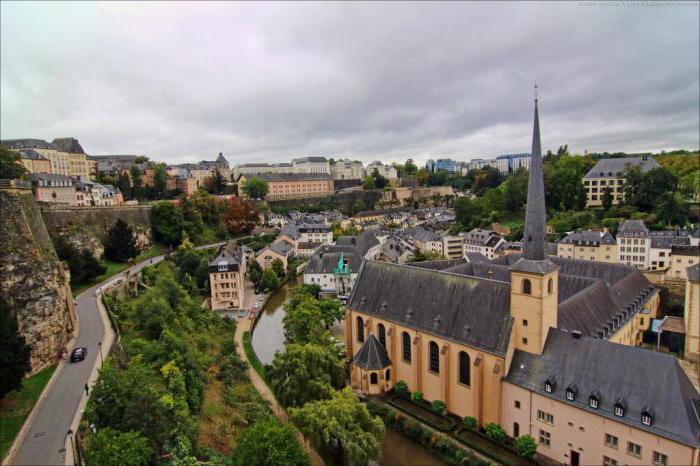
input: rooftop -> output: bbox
[583,157,660,179]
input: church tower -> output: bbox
[510,89,559,355]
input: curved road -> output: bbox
[11,243,224,466]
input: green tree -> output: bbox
[0,296,31,398]
[268,343,345,407]
[260,268,280,291]
[632,167,678,211]
[373,173,389,189]
[654,192,689,227]
[271,258,285,277]
[514,435,537,460]
[152,163,169,199]
[249,260,263,288]
[502,168,529,212]
[0,148,28,179]
[289,388,384,466]
[454,196,482,228]
[204,170,226,194]
[117,171,132,200]
[404,159,418,176]
[601,187,614,211]
[318,298,345,328]
[54,236,106,285]
[152,202,184,246]
[85,428,152,466]
[104,218,138,261]
[362,176,375,190]
[229,418,309,466]
[283,297,326,344]
[130,165,144,199]
[243,176,268,199]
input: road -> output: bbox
[11,242,224,466]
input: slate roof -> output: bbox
[247,173,331,182]
[292,156,328,163]
[506,328,700,448]
[560,230,616,246]
[297,242,322,250]
[267,240,294,257]
[335,230,380,257]
[353,334,392,370]
[1,138,57,150]
[651,236,690,248]
[18,149,49,161]
[306,245,362,274]
[583,157,660,179]
[521,98,547,261]
[51,137,85,154]
[209,241,243,272]
[671,245,700,256]
[410,258,467,270]
[688,263,700,282]
[348,261,513,356]
[409,226,443,242]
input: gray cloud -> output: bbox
[1,1,698,165]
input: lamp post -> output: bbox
[98,341,103,364]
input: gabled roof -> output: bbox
[583,157,660,179]
[1,138,57,150]
[353,334,391,370]
[51,137,85,154]
[506,328,700,448]
[348,261,513,356]
[292,156,328,163]
[560,230,616,246]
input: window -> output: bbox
[614,402,625,417]
[604,433,618,449]
[627,442,642,457]
[641,410,653,426]
[356,316,364,342]
[522,337,528,345]
[538,430,550,447]
[458,351,470,386]
[402,332,411,362]
[544,377,555,393]
[522,279,532,295]
[537,410,554,425]
[514,400,521,409]
[429,341,440,373]
[652,451,668,466]
[370,372,378,384]
[522,319,528,327]
[385,369,391,381]
[603,456,618,466]
[566,389,575,401]
[547,278,553,294]
[378,323,386,347]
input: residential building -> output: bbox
[409,227,444,256]
[583,156,660,207]
[238,173,333,200]
[17,149,52,174]
[462,228,506,260]
[617,220,692,271]
[557,230,617,263]
[29,173,76,205]
[435,159,456,173]
[2,139,71,176]
[292,156,330,175]
[669,246,700,280]
[232,162,293,179]
[255,240,294,271]
[330,159,364,180]
[442,235,465,260]
[496,153,532,174]
[686,264,700,361]
[209,242,248,310]
[346,98,697,466]
[365,161,398,181]
[90,155,144,175]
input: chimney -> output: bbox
[571,330,582,339]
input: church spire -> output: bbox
[522,87,546,261]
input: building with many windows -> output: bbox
[292,156,330,175]
[557,230,617,263]
[29,173,76,205]
[330,159,364,180]
[583,157,659,207]
[462,228,506,260]
[346,97,698,466]
[238,173,333,200]
[208,242,249,310]
[17,149,52,174]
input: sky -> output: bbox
[1,1,698,166]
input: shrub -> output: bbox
[514,435,537,459]
[395,380,409,394]
[431,399,446,414]
[403,419,424,441]
[411,391,423,403]
[462,416,478,430]
[484,423,506,443]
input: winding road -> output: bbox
[8,243,224,466]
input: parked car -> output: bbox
[70,347,87,362]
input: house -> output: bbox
[669,246,700,280]
[17,149,52,174]
[208,242,248,310]
[364,161,398,181]
[462,228,506,260]
[409,226,444,256]
[292,156,330,175]
[557,230,617,263]
[330,159,364,180]
[2,138,91,178]
[255,240,294,271]
[29,173,76,205]
[583,157,660,207]
[617,220,692,271]
[346,97,698,466]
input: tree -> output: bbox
[85,428,152,466]
[54,236,106,284]
[117,171,132,200]
[243,176,268,199]
[267,343,345,407]
[0,296,31,398]
[502,168,529,212]
[601,187,614,211]
[404,159,418,176]
[224,197,259,235]
[514,435,537,460]
[289,388,384,466]
[130,165,143,199]
[151,202,184,247]
[152,163,169,199]
[260,268,280,292]
[631,167,678,211]
[318,298,344,328]
[203,170,226,194]
[104,219,138,262]
[229,418,309,466]
[654,192,689,227]
[362,176,375,190]
[283,297,325,344]
[271,258,285,277]
[249,260,263,288]
[0,148,28,179]
[373,173,388,189]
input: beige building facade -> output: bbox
[238,173,333,200]
[686,264,700,360]
[208,243,247,310]
[583,157,659,208]
[557,230,617,263]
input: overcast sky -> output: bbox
[1,2,698,166]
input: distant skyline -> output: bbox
[1,2,698,166]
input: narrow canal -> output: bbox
[250,275,446,466]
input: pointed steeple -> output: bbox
[522,90,546,261]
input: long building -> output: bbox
[2,138,93,179]
[238,173,333,200]
[347,97,699,466]
[583,156,660,207]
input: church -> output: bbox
[346,97,700,466]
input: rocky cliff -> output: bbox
[0,188,76,373]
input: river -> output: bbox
[250,275,446,466]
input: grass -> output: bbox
[388,397,456,432]
[0,365,57,460]
[71,244,168,297]
[242,331,266,379]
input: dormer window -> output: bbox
[566,384,578,401]
[614,399,626,417]
[641,407,653,426]
[589,394,599,409]
[544,376,556,393]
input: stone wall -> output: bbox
[0,189,76,373]
[266,190,382,215]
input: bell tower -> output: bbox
[510,87,559,355]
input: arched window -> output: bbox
[458,351,471,386]
[378,323,386,347]
[370,372,378,384]
[402,332,412,363]
[357,316,364,342]
[547,278,553,294]
[429,341,440,373]
[522,279,532,295]
[385,369,391,381]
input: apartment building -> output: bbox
[442,235,466,260]
[557,230,617,263]
[29,173,76,205]
[208,242,248,310]
[669,246,700,280]
[583,157,659,207]
[330,159,364,180]
[364,161,398,181]
[292,156,330,175]
[686,264,700,361]
[238,173,333,200]
[409,227,444,256]
[17,149,52,174]
[462,228,506,260]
